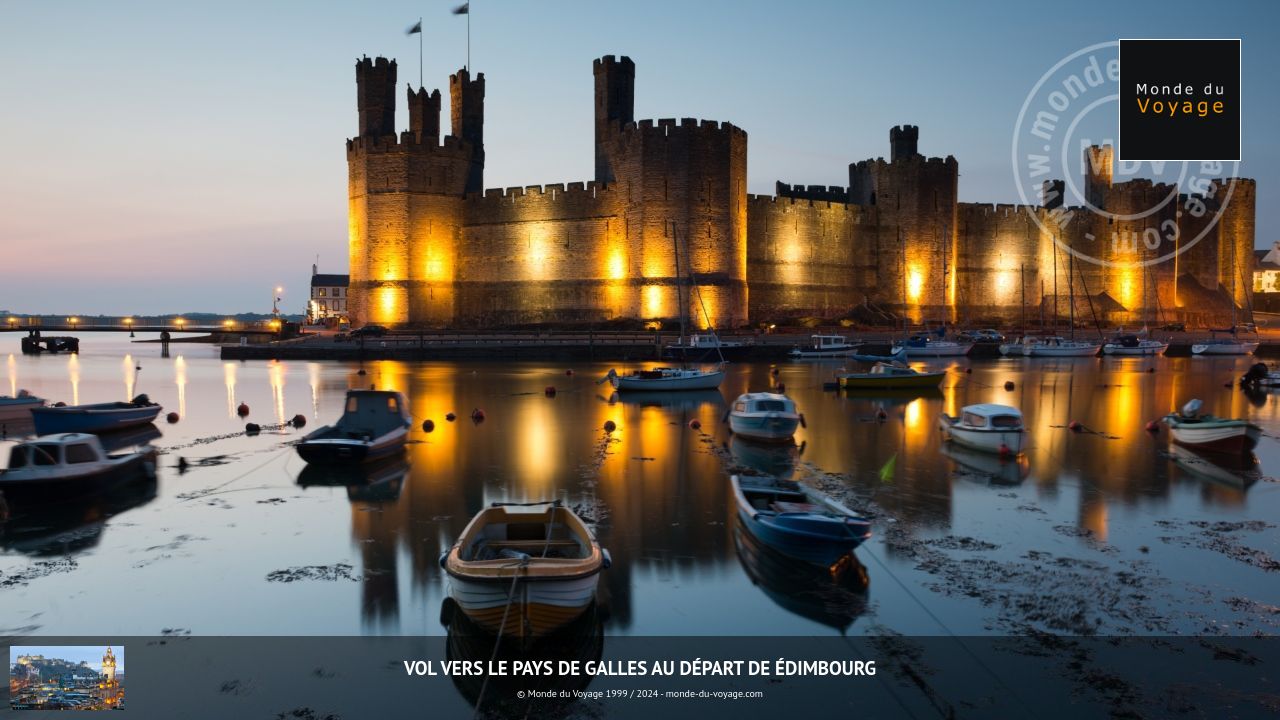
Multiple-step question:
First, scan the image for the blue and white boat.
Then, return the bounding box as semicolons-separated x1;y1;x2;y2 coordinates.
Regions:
296;389;411;465
731;475;871;567
728;392;803;442
30;395;162;435
851;344;906;363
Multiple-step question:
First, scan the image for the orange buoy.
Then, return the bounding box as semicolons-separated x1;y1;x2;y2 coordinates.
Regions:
876;408;888;422
237;402;250;417
565;369;575;376
1068;421;1083;432
688;419;701;430
1004;381;1015;391
291;414;306;428
445;412;457;422
998;443;1012;458
545;386;557;396
1145;420;1159;433
471;408;486;423
603;420;617;433
422;419;435;432
165;412;180;424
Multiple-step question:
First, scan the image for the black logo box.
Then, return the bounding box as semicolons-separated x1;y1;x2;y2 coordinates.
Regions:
1119;39;1240;162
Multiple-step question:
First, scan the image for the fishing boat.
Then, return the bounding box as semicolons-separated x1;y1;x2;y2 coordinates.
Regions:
730;475;872;567
30;395;162;435
1103;333;1168;356
0;433;157;504
1162;399;1261;454
665;333;752;361
851;343;906;363
727;392;803;442
836;362;945;390
938;403;1026;455
1022;336;1101;357
604;366;724;392
0;392;44;424
1191;338;1259;356
295;389;411;465
442;501;609;638
789;335;861;359
904;334;973;358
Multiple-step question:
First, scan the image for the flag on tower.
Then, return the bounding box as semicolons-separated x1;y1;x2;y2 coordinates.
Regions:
453;3;469;14
406;20;422;35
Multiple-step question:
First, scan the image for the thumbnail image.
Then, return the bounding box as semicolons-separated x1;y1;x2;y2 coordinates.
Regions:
9;646;124;711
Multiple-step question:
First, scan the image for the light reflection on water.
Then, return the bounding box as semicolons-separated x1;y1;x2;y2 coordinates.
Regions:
0;335;1276;639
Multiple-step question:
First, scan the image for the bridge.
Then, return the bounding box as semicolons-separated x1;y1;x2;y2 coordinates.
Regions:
1;318;285;334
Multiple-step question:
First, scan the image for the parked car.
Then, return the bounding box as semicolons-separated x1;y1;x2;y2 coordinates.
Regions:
351;324;388;337
957;329;1005;343
1159;322;1186;332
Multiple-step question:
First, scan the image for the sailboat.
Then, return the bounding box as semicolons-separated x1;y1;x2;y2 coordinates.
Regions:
1104;264;1168;356
1192;241;1258;355
1024;241;1101;357
606;222;725;392
905;225;972;358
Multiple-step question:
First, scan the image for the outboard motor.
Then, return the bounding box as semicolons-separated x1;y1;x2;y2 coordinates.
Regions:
1241;362;1269;387
1179;398;1203;419
130;393;153;407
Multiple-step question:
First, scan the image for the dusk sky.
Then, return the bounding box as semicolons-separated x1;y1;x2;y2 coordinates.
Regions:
3;1;1277;315
11;646;123;673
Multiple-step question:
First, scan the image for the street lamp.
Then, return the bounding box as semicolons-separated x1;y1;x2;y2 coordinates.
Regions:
273;286;284;316
6;317;16;329
69;317;79;328
175;317;186;330
124;316;134;337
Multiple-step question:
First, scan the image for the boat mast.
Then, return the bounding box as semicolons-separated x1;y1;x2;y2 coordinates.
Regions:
1068;247;1076;341
940;223;948;333
1052;238;1059;334
1020;263;1026;332
899;227;908;336
672;220;685;347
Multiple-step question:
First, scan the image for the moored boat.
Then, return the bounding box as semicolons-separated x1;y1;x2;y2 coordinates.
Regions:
442;501;608;638
1191;339;1259;355
30;395;162;435
851;344;906;363
938;403;1026;455
1022;336;1101;357
1161;399;1261;454
665;333;752;361
731;475;871;567
295;389;411;465
0;392;44;424
728;392;803;442
789;335;861;359
604;366;724;392
904;335;973;358
836;361;945;390
1102;334;1168;356
0;433;157;505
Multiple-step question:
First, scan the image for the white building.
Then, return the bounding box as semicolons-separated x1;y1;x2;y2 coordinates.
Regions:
308;265;349;325
1254;243;1280;294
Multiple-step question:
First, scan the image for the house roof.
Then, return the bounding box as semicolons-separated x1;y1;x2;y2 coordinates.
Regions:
311;273;349;287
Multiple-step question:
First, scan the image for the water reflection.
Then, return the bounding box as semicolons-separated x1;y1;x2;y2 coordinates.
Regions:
0;474;157;556
223;362;237;418
729;436;800;480
941;443;1029;486
732;523;869;633
174;355;186;418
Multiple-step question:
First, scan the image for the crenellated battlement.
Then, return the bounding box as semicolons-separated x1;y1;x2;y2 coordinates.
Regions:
959;202;1043;218
345;133;472;156
618;117;746;139
774;182;850;204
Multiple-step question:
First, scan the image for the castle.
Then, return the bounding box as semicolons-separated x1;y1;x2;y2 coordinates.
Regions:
347;55;1255;329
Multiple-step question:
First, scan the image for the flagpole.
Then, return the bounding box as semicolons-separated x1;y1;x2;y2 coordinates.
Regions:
418;16;423;88
466;4;471;71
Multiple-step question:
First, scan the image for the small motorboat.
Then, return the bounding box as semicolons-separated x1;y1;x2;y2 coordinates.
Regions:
1240;362;1280;389
904;335;973;358
1161;399;1261;454
604;366;723;392
998;337;1030;356
1102;333;1168;356
665;333;752;361
295;389;411;465
727;392;803;442
789;335;862;359
731;475;871;567
442;501;609;638
1191;339;1259;355
837;362;945;390
30;395;162;435
0;433;157;505
851;344;906;363
0;391;44;424
938;403;1026;455
1022;336;1101;357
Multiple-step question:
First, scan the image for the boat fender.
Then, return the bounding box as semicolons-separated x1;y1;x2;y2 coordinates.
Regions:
1145;420;1159;433
545;385;557;396
245;422;261;435
1068;421;1083;432
1004;381;1015;391
688;419;701;430
445;412;457;422
422;419;435;432
798;413;807;428
875;408;887;422
290;414;307;429
998;443;1012;458
237;402;250;417
603;419;617;433
601;548;612;569
471;408;486;423
166;412;180;424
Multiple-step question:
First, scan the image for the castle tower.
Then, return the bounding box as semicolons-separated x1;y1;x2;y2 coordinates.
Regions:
356;56;396;137
889;125;919;163
101;647;116;684
407;85;441;142
449;68;485;195
594;55;635;183
1084;144;1113;209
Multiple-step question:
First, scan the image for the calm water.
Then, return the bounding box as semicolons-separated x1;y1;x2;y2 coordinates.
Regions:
1;335;1277;637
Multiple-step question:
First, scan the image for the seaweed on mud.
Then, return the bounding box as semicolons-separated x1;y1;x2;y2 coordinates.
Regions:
1156;519;1280;572
0;557;77;588
266;563;361;583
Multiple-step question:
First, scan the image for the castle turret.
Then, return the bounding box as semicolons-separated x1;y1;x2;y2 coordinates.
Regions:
890;125;919;163
594;55;635;183
449;68;485;194
356;56;396;137
407;85;441;142
1084;144;1113;209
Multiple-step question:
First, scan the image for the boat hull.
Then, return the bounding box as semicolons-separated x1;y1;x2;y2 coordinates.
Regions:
295;426;407;465
610;370;723;392
1103;343;1168;356
731;476;871;567
938;417;1025;454
447;572;601;638
838;372;945;390
0;452;156;505
30;404;161;435
0;398;43;424
665;345;752;361
904;344;972;358
1192;342;1259;355
790;348;858;359
1024;345;1101;357
1166;422;1260;454
728;414;800;442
